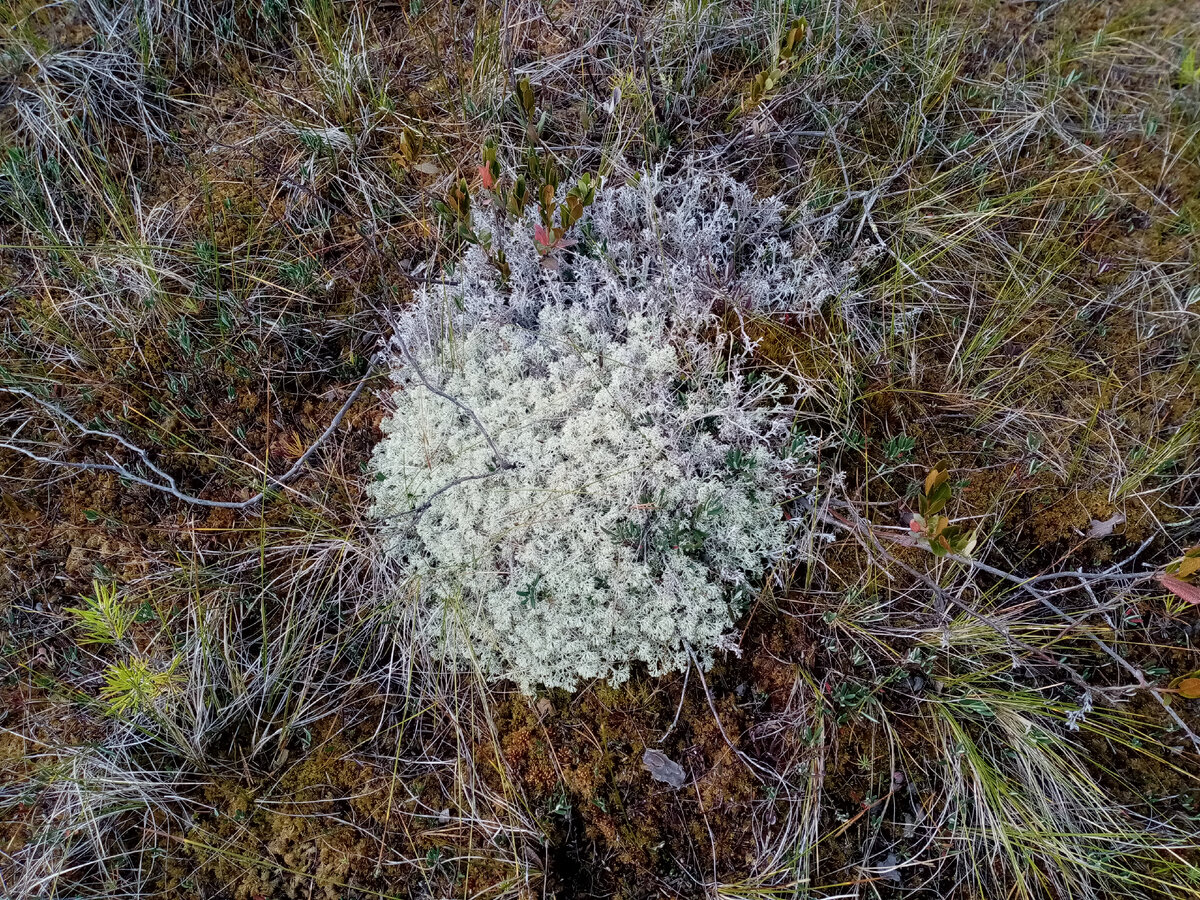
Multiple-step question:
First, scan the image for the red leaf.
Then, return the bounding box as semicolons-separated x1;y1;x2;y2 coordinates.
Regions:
1158;574;1200;606
478;164;495;190
534;224;552;247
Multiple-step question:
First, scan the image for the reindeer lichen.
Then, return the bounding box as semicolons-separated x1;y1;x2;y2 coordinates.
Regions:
370;169;851;691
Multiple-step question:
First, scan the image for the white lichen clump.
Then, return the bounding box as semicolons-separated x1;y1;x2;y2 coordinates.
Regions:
371;168;851;692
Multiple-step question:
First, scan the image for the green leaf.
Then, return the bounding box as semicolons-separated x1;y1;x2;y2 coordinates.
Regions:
957;697;995;718
926;482;952;515
924;461;951;496
1181;48;1197;87
517;77;536;119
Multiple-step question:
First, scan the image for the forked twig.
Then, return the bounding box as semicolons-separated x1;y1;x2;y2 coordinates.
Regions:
389;336;512;471
682;642;780;786
954;552;1200;753
832;502;1200;753
383;336;517;521
1;368;375;510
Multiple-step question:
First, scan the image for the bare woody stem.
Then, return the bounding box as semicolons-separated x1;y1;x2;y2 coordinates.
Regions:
0;366;375;511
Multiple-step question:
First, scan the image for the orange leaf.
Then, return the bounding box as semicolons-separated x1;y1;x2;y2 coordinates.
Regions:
1177;678;1200;699
1158;574;1200;606
924;464;949;497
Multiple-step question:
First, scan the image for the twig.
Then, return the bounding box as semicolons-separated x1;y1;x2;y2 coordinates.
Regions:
1;367;374;510
374;336;519;520
403;470;506;522
841;510;1098;694
389;336;513;471
947;552;1200;752
682;642;778;785
835;504;1200;753
658;663;690;744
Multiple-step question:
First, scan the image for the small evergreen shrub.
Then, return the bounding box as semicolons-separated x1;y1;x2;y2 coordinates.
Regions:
370;168;853;691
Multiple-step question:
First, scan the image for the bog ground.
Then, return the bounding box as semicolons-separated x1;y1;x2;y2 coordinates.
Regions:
1;1;1198;898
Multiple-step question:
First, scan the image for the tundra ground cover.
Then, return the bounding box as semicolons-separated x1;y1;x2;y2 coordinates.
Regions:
1;1;1198;898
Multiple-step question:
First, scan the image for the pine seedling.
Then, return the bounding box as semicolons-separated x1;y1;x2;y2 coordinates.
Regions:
69;581;136;646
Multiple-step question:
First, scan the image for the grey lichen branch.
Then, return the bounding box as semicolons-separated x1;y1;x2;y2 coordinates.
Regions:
389;335;513;472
